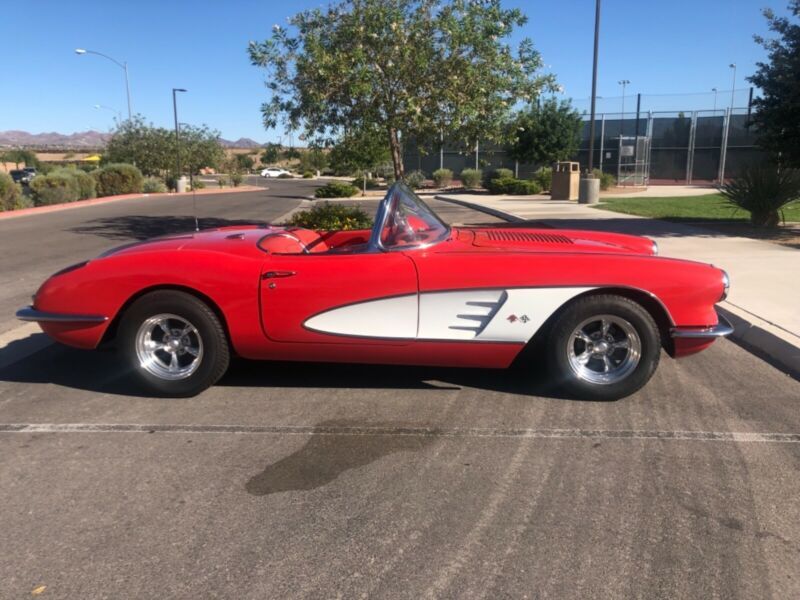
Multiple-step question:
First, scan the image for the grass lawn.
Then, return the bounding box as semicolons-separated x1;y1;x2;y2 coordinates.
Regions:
595;193;800;223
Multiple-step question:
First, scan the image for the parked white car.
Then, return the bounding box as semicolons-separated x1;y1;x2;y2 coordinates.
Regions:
260;167;291;178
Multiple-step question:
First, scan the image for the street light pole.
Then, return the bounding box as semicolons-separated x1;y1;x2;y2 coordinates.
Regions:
172;88;187;185
729;63;737;109
587;0;601;174
618;79;630;136
712;88;718;112
93;104;122;121
75;48;132;120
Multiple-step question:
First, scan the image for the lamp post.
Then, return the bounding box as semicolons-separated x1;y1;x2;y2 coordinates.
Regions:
93;104;121;121
172;88;187;187
729;63;737;109
618;79;630;136
580;0;602;205
712;88;718;112
75;49;132;120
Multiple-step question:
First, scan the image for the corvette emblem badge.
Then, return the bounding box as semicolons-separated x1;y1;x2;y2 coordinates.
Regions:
507;314;530;323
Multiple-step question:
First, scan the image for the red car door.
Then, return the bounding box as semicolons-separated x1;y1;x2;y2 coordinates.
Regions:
260;252;418;344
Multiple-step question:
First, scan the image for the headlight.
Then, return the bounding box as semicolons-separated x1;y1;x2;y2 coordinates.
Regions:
651;240;659;256
720;270;730;301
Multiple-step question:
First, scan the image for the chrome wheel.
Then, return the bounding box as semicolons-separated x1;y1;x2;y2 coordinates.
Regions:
566;314;641;385
134;313;203;381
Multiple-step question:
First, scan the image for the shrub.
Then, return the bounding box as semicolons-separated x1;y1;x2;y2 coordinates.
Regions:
403;170;426;189
92;163;143;196
192;179;206;190
277;172;293;179
142;177;168;193
41;167;96;201
432;168;453;188
592;168;616;191
721;165;800;227
230;172;244;187
352;176;380;190
487;177;541;195
532;167;552;192
460;168;482;189
0;171;21;211
314;181;359;198
217;177;227;187
288;202;372;230
483;167;514;187
303;171;314;178
12;194;34;210
30;172;81;205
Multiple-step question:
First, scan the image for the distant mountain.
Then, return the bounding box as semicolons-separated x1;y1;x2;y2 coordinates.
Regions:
0;130;265;149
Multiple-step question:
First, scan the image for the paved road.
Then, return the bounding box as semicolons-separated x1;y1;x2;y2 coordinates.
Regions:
0;182;798;599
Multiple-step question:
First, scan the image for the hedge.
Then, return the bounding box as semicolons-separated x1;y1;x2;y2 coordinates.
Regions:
315;181;359;198
288;202;372;230
0;171;21;211
92;163;143;196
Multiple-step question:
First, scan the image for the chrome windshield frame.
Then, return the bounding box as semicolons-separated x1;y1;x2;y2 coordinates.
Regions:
367;182;450;252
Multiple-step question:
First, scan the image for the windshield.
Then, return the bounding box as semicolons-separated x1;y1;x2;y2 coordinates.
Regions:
371;182;449;250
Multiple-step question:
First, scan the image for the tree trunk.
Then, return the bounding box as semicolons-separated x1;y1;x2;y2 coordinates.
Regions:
388;127;404;180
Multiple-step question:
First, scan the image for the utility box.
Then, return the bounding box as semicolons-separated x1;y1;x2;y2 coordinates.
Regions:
550;161;580;200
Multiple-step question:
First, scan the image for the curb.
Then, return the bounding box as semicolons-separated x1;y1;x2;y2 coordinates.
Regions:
434;194;522;223
0;186;264;221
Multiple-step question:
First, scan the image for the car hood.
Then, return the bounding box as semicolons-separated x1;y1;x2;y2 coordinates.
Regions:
456;227;658;256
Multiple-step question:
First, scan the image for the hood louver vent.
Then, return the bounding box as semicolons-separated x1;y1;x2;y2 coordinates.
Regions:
482;230;574;244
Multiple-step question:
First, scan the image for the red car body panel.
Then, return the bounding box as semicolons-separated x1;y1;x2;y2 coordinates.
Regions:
29;218;727;367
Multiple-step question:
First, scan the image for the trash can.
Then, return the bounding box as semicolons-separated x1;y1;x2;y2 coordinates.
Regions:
550;161;580;200
176;176;188;193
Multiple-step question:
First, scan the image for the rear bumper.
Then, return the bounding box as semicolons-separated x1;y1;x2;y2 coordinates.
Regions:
671;312;734;339
16;306;108;324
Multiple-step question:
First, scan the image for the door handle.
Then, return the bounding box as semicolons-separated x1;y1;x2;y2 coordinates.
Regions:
263;270;296;279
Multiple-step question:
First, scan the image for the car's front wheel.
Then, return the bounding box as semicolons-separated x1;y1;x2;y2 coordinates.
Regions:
546;294;661;401
119;291;230;397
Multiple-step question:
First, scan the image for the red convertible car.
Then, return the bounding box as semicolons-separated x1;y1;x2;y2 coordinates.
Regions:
17;182;731;400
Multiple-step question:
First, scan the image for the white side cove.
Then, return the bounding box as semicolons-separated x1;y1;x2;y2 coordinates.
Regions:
304;287;594;343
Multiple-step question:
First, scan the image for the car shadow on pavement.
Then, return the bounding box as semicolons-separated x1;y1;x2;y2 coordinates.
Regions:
69;215;268;241
0;343;575;400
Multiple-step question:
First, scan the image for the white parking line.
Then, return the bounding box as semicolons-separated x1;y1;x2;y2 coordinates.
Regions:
1;423;798;443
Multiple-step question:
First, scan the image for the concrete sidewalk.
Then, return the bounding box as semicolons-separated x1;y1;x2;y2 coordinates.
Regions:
437;193;800;377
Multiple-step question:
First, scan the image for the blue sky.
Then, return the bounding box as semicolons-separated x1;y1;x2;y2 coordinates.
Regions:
0;0;789;143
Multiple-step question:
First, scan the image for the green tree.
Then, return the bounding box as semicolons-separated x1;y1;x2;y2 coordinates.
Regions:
1;149;39;169
328;125;391;175
261;143;282;165
298;148;329;173
249;0;553;179
235;153;256;172
749;1;800;167
181;124;226;176
505;99;582;166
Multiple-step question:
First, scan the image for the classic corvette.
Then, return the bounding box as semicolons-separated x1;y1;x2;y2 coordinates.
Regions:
17;182;732;400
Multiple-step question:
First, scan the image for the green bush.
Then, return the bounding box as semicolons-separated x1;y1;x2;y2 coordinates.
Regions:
721;165;800;227
92;163;143;197
62;168;96;200
217;177;227;188
487;177;542;195
352;176;380;190
483;168;514;187
460;168;482;189
403;170;426;189
230;172;244;187
30;172;81;205
288;202;373;230
303;171;314;178
142;177;167;193
592;168;616;191
0;171;22;211
432;168;453;188
192;179;206;190
314;181;359;198
532;167;552;192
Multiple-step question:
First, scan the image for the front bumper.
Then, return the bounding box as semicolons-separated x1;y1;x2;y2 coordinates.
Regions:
671;312;734;339
16;306;108;324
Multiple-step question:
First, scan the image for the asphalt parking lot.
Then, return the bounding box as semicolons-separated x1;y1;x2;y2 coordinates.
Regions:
1;180;798;599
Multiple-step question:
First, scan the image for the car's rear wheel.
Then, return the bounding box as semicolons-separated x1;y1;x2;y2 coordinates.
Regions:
119;291;230;397
546;294;661;401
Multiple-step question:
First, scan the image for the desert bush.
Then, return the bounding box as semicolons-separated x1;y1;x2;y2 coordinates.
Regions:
230;172;244;187
61;168;96;200
192;179;206;190
532;167;552;192
0;172;21;211
721;165;800;227
487;177;542;195
403;170;426;189
303;171;314;178
142;177;168;193
483;168;514;187
432;168;453;188
217;177;227;187
30;172;81;205
352;176;380;190
314;181;359;198
592;168;616;191
288;202;372;230
92;163;143;196
459;168;482;189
